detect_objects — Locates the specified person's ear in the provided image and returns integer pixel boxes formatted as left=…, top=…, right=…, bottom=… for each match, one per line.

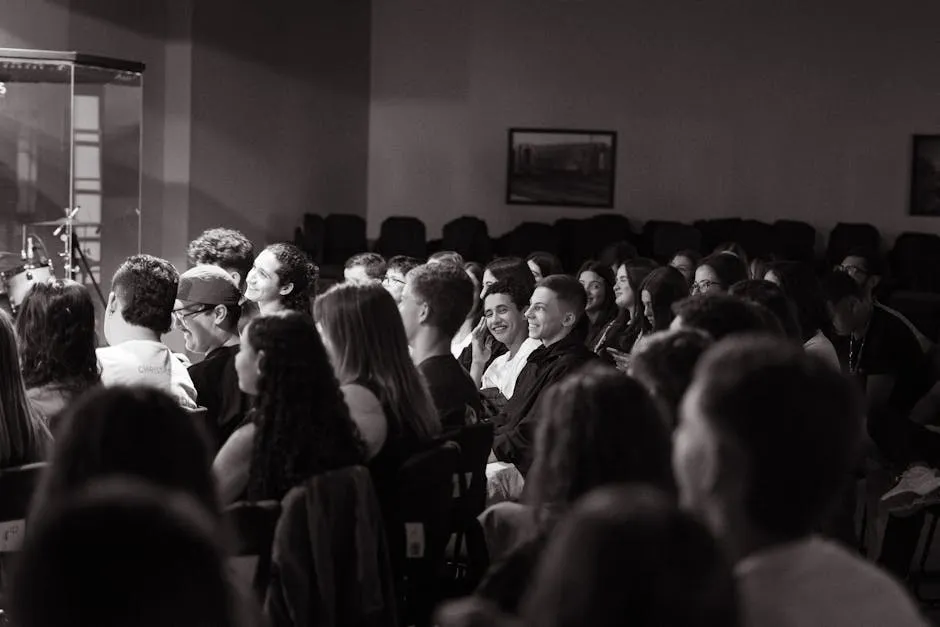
left=561, top=309, right=577, bottom=328
left=229, top=270, right=242, bottom=286
left=418, top=300, right=430, bottom=324
left=213, top=304, right=227, bottom=325
left=279, top=282, right=295, bottom=297
left=255, top=349, right=265, bottom=375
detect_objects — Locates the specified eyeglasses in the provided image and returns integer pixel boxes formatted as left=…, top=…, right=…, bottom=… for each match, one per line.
left=835, top=264, right=868, bottom=277
left=691, top=280, right=720, bottom=294
left=382, top=275, right=405, bottom=286
left=172, top=304, right=214, bottom=320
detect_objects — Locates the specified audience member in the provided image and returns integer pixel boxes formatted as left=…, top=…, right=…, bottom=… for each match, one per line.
left=16, top=280, right=100, bottom=432
left=215, top=312, right=365, bottom=503
left=525, top=251, right=564, bottom=282
left=765, top=260, right=840, bottom=368
left=491, top=275, right=596, bottom=475
left=400, top=263, right=483, bottom=430
left=344, top=252, right=387, bottom=284
left=691, top=253, right=749, bottom=296
left=596, top=258, right=658, bottom=367
left=481, top=257, right=536, bottom=299
left=637, top=266, right=689, bottom=335
left=748, top=255, right=776, bottom=281
left=675, top=335, right=926, bottom=626
left=671, top=294, right=782, bottom=340
left=577, top=261, right=619, bottom=350
left=471, top=279, right=540, bottom=402
left=31, top=386, right=219, bottom=521
left=12, top=479, right=249, bottom=627
left=0, top=309, right=52, bottom=468
left=668, top=249, right=701, bottom=285
left=713, top=241, right=749, bottom=266
left=629, top=328, right=714, bottom=429
left=518, top=485, right=739, bottom=627
left=382, top=255, right=422, bottom=304
left=98, top=254, right=197, bottom=408
left=461, top=261, right=487, bottom=362
left=187, top=227, right=255, bottom=290
left=245, top=242, right=318, bottom=315
left=479, top=365, right=674, bottom=613
left=175, top=265, right=248, bottom=449
left=729, top=279, right=802, bottom=343
left=428, top=250, right=466, bottom=267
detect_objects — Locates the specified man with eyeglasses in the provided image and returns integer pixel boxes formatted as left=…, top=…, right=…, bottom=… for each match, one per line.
left=175, top=265, right=248, bottom=449
left=382, top=255, right=421, bottom=304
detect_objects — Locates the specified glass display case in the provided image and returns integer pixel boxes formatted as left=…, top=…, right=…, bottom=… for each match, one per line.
left=0, top=48, right=143, bottom=313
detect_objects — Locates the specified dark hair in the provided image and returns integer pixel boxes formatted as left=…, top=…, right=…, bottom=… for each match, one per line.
left=526, top=251, right=565, bottom=277
left=713, top=241, right=748, bottom=265
left=17, top=280, right=100, bottom=394
left=598, top=240, right=638, bottom=271
left=12, top=479, right=239, bottom=627
left=187, top=227, right=255, bottom=284
left=111, top=254, right=179, bottom=334
left=485, top=257, right=536, bottom=295
left=630, top=328, right=714, bottom=428
left=527, top=364, right=675, bottom=528
left=840, top=247, right=883, bottom=276
left=578, top=261, right=619, bottom=345
left=345, top=252, right=387, bottom=280
left=313, top=283, right=440, bottom=443
left=0, top=310, right=50, bottom=468
left=245, top=312, right=366, bottom=501
left=821, top=269, right=865, bottom=305
left=767, top=261, right=829, bottom=343
left=483, top=278, right=532, bottom=311
left=521, top=485, right=739, bottom=627
left=265, top=243, right=319, bottom=313
left=406, top=263, right=476, bottom=338
left=696, top=253, right=748, bottom=291
left=671, top=249, right=702, bottom=265
left=537, top=274, right=589, bottom=342
left=387, top=255, right=422, bottom=276
left=429, top=250, right=466, bottom=267
left=729, top=280, right=802, bottom=342
left=604, top=258, right=660, bottom=353
left=672, top=294, right=781, bottom=341
left=464, top=262, right=485, bottom=324
left=690, top=335, right=864, bottom=537
left=31, top=386, right=220, bottom=522
left=638, top=266, right=688, bottom=332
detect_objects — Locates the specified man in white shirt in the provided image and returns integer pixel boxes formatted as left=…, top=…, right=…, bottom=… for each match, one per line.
left=98, top=254, right=197, bottom=409
left=674, top=334, right=927, bottom=627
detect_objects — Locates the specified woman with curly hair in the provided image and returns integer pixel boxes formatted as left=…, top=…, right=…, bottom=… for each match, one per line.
left=313, top=282, right=440, bottom=502
left=476, top=363, right=675, bottom=614
left=244, top=242, right=318, bottom=316
left=214, top=311, right=365, bottom=503
left=0, top=309, right=52, bottom=468
left=16, top=280, right=101, bottom=432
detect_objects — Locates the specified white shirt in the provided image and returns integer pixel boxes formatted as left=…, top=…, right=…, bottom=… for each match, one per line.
left=451, top=331, right=473, bottom=360
left=481, top=338, right=541, bottom=399
left=97, top=340, right=198, bottom=409
left=736, top=536, right=928, bottom=627
left=803, top=330, right=840, bottom=370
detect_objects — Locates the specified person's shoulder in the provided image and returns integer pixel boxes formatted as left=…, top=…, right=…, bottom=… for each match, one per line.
left=341, top=382, right=383, bottom=411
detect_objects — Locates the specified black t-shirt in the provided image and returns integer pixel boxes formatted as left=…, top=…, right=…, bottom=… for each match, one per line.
left=418, top=354, right=484, bottom=431
left=188, top=344, right=250, bottom=450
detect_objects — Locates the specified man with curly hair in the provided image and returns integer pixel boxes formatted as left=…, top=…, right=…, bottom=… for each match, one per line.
left=187, top=228, right=255, bottom=291
left=98, top=255, right=197, bottom=408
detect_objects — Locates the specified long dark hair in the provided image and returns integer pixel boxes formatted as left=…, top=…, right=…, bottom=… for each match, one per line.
left=639, top=266, right=689, bottom=332
left=768, top=261, right=830, bottom=343
left=607, top=258, right=659, bottom=353
left=464, top=261, right=485, bottom=326
left=17, top=280, right=100, bottom=393
left=578, top=261, right=619, bottom=347
left=265, top=243, right=319, bottom=314
left=0, top=309, right=50, bottom=468
left=245, top=312, right=366, bottom=501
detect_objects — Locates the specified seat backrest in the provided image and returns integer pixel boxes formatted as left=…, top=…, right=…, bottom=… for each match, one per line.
left=225, top=500, right=282, bottom=600
left=0, top=462, right=48, bottom=553
left=826, top=222, right=881, bottom=268
left=442, top=216, right=492, bottom=263
left=652, top=222, right=702, bottom=262
left=376, top=217, right=428, bottom=259
left=324, top=214, right=368, bottom=265
left=734, top=219, right=775, bottom=259
left=295, top=213, right=326, bottom=264
left=694, top=218, right=743, bottom=253
left=772, top=219, right=817, bottom=262
left=890, top=232, right=940, bottom=292
left=441, top=423, right=495, bottom=525
left=497, top=222, right=559, bottom=257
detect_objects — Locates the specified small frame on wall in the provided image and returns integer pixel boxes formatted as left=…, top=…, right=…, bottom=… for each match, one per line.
left=506, top=128, right=617, bottom=208
left=910, top=134, right=940, bottom=216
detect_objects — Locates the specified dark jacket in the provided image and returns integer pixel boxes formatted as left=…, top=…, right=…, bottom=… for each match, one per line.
left=492, top=333, right=597, bottom=475
left=264, top=466, right=398, bottom=627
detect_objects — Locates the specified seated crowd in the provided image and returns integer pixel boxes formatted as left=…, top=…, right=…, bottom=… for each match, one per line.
left=0, top=226, right=937, bottom=627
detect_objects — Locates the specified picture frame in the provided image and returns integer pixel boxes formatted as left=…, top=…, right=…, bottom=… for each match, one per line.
left=506, top=128, right=617, bottom=208
left=909, top=134, right=940, bottom=217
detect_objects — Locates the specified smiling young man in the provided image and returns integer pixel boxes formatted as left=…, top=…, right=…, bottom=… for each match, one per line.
left=491, top=274, right=597, bottom=475
left=175, top=265, right=249, bottom=449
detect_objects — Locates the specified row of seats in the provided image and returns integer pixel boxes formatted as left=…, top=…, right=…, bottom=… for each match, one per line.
left=295, top=212, right=940, bottom=294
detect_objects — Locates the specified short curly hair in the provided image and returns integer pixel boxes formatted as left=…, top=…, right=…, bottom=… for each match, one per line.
left=345, top=252, right=387, bottom=280
left=111, top=255, right=179, bottom=335
left=265, top=243, right=319, bottom=313
left=186, top=228, right=254, bottom=282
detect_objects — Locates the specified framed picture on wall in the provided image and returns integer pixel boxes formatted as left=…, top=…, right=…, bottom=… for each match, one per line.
left=506, top=128, right=617, bottom=208
left=910, top=134, right=940, bottom=216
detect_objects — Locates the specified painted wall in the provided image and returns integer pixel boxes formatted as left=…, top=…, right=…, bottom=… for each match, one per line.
left=368, top=0, right=940, bottom=245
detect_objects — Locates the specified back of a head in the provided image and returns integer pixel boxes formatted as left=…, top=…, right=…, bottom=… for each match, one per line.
left=12, top=479, right=235, bottom=627
left=689, top=335, right=864, bottom=537
left=111, top=254, right=180, bottom=334
left=698, top=253, right=749, bottom=289
left=487, top=257, right=536, bottom=294
left=521, top=484, right=738, bottom=627
left=428, top=250, right=466, bottom=267
left=407, top=263, right=476, bottom=338
left=387, top=255, right=423, bottom=277
left=728, top=279, right=802, bottom=342
left=35, top=386, right=218, bottom=522
left=672, top=294, right=780, bottom=341
left=187, top=227, right=255, bottom=284
left=629, top=328, right=714, bottom=428
left=527, top=364, right=675, bottom=513
left=345, top=252, right=387, bottom=280
left=526, top=251, right=565, bottom=277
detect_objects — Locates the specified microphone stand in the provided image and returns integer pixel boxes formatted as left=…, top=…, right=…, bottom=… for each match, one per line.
left=71, top=231, right=106, bottom=309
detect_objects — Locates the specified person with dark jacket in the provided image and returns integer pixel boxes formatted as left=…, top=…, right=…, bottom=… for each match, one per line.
left=491, top=275, right=597, bottom=475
